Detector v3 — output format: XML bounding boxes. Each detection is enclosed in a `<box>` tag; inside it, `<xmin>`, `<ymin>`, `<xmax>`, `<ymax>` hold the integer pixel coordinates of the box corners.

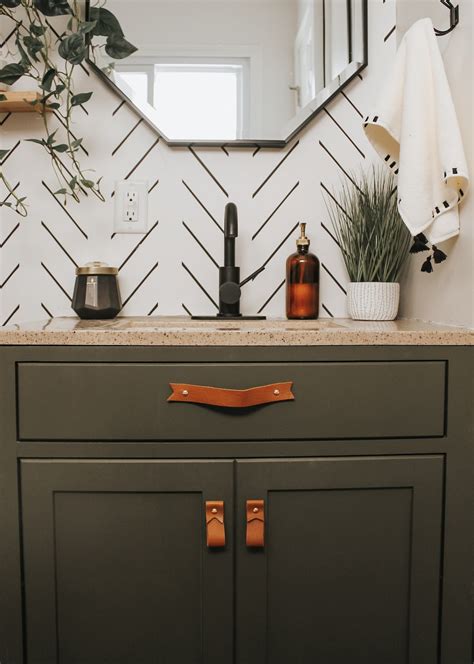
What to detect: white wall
<box><xmin>0</xmin><ymin>1</ymin><xmax>428</xmax><ymax>326</ymax></box>
<box><xmin>397</xmin><ymin>0</ymin><xmax>474</xmax><ymax>328</ymax></box>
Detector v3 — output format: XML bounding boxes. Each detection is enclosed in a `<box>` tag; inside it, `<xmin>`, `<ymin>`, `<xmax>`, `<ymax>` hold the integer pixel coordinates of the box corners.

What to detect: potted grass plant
<box><xmin>325</xmin><ymin>168</ymin><xmax>411</xmax><ymax>321</ymax></box>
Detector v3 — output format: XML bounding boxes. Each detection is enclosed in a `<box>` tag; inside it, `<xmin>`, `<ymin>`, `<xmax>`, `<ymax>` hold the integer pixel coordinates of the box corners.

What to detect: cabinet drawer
<box><xmin>17</xmin><ymin>361</ymin><xmax>446</xmax><ymax>441</ymax></box>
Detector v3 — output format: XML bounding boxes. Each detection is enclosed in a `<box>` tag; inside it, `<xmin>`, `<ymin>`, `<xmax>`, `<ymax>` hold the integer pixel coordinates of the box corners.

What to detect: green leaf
<box><xmin>0</xmin><ymin>0</ymin><xmax>22</xmax><ymax>7</ymax></box>
<box><xmin>78</xmin><ymin>20</ymin><xmax>97</xmax><ymax>35</ymax></box>
<box><xmin>71</xmin><ymin>91</ymin><xmax>92</xmax><ymax>107</ymax></box>
<box><xmin>41</xmin><ymin>68</ymin><xmax>56</xmax><ymax>91</ymax></box>
<box><xmin>105</xmin><ymin>34</ymin><xmax>137</xmax><ymax>60</ymax></box>
<box><xmin>33</xmin><ymin>0</ymin><xmax>71</xmax><ymax>16</ymax></box>
<box><xmin>46</xmin><ymin>102</ymin><xmax>61</xmax><ymax>110</ymax></box>
<box><xmin>0</xmin><ymin>63</ymin><xmax>27</xmax><ymax>86</ymax></box>
<box><xmin>0</xmin><ymin>149</ymin><xmax>10</xmax><ymax>159</ymax></box>
<box><xmin>71</xmin><ymin>138</ymin><xmax>83</xmax><ymax>149</ymax></box>
<box><xmin>30</xmin><ymin>24</ymin><xmax>46</xmax><ymax>37</ymax></box>
<box><xmin>53</xmin><ymin>144</ymin><xmax>69</xmax><ymax>153</ymax></box>
<box><xmin>54</xmin><ymin>84</ymin><xmax>66</xmax><ymax>95</ymax></box>
<box><xmin>69</xmin><ymin>177</ymin><xmax>78</xmax><ymax>190</ymax></box>
<box><xmin>54</xmin><ymin>188</ymin><xmax>68</xmax><ymax>195</ymax></box>
<box><xmin>81</xmin><ymin>179</ymin><xmax>95</xmax><ymax>188</ymax></box>
<box><xmin>0</xmin><ymin>94</ymin><xmax>6</xmax><ymax>103</ymax></box>
<box><xmin>58</xmin><ymin>33</ymin><xmax>86</xmax><ymax>65</ymax></box>
<box><xmin>25</xmin><ymin>138</ymin><xmax>46</xmax><ymax>145</ymax></box>
<box><xmin>89</xmin><ymin>7</ymin><xmax>124</xmax><ymax>38</ymax></box>
<box><xmin>23</xmin><ymin>36</ymin><xmax>43</xmax><ymax>62</ymax></box>
<box><xmin>15</xmin><ymin>35</ymin><xmax>32</xmax><ymax>67</ymax></box>
<box><xmin>46</xmin><ymin>130</ymin><xmax>58</xmax><ymax>146</ymax></box>
<box><xmin>0</xmin><ymin>202</ymin><xmax>13</xmax><ymax>208</ymax></box>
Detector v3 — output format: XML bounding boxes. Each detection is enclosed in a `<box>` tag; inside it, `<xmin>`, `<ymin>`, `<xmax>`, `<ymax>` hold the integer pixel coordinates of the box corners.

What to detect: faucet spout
<box><xmin>224</xmin><ymin>202</ymin><xmax>238</xmax><ymax>267</ymax></box>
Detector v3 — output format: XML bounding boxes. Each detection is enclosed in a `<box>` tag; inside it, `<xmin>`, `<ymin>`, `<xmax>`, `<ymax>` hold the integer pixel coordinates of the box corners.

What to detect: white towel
<box><xmin>363</xmin><ymin>18</ymin><xmax>469</xmax><ymax>245</ymax></box>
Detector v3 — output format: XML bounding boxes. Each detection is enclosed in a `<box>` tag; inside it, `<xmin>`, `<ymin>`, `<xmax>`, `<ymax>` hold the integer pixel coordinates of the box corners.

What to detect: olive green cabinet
<box><xmin>0</xmin><ymin>345</ymin><xmax>471</xmax><ymax>664</ymax></box>
<box><xmin>21</xmin><ymin>456</ymin><xmax>443</xmax><ymax>664</ymax></box>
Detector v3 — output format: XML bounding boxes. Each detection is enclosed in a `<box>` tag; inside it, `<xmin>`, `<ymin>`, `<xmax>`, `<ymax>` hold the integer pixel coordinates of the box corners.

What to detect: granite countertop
<box><xmin>0</xmin><ymin>317</ymin><xmax>472</xmax><ymax>346</ymax></box>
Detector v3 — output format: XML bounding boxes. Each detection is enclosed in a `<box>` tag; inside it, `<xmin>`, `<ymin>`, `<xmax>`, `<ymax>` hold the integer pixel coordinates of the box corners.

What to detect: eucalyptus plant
<box><xmin>325</xmin><ymin>168</ymin><xmax>411</xmax><ymax>283</ymax></box>
<box><xmin>0</xmin><ymin>0</ymin><xmax>136</xmax><ymax>216</ymax></box>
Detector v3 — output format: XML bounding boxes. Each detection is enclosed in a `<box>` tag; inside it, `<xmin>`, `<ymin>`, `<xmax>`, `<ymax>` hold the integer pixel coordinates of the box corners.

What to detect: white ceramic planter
<box><xmin>347</xmin><ymin>282</ymin><xmax>400</xmax><ymax>321</ymax></box>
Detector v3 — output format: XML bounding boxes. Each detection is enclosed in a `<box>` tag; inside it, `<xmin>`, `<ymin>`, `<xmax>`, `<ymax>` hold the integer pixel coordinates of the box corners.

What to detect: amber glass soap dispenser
<box><xmin>286</xmin><ymin>223</ymin><xmax>320</xmax><ymax>319</ymax></box>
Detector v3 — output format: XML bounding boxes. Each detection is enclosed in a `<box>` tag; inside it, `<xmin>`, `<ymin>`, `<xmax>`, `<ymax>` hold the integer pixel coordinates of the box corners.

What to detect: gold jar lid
<box><xmin>76</xmin><ymin>261</ymin><xmax>118</xmax><ymax>276</ymax></box>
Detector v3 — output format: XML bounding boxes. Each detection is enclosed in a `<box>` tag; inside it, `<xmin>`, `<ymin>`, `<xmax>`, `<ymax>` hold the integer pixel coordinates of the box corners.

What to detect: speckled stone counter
<box><xmin>0</xmin><ymin>317</ymin><xmax>471</xmax><ymax>346</ymax></box>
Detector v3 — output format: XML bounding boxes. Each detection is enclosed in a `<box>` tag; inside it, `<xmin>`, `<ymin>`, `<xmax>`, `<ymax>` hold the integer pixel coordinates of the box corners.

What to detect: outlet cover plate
<box><xmin>114</xmin><ymin>180</ymin><xmax>149</xmax><ymax>234</ymax></box>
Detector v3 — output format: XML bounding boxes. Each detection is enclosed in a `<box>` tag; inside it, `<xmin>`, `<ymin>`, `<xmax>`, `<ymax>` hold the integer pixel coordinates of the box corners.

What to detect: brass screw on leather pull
<box><xmin>253</xmin><ymin>507</ymin><xmax>259</xmax><ymax>513</ymax></box>
<box><xmin>212</xmin><ymin>508</ymin><xmax>218</xmax><ymax>514</ymax></box>
<box><xmin>274</xmin><ymin>389</ymin><xmax>280</xmax><ymax>396</ymax></box>
<box><xmin>182</xmin><ymin>389</ymin><xmax>189</xmax><ymax>396</ymax></box>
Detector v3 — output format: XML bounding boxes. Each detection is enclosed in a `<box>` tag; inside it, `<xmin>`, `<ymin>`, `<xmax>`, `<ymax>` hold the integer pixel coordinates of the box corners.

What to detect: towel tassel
<box><xmin>421</xmin><ymin>256</ymin><xmax>434</xmax><ymax>274</ymax></box>
<box><xmin>432</xmin><ymin>245</ymin><xmax>447</xmax><ymax>264</ymax></box>
<box><xmin>410</xmin><ymin>233</ymin><xmax>430</xmax><ymax>253</ymax></box>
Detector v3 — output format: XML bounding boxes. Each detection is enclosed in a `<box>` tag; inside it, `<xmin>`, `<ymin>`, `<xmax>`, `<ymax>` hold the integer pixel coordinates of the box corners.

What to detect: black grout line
<box><xmin>148</xmin><ymin>302</ymin><xmax>159</xmax><ymax>316</ymax></box>
<box><xmin>124</xmin><ymin>138</ymin><xmax>160</xmax><ymax>180</ymax></box>
<box><xmin>188</xmin><ymin>146</ymin><xmax>229</xmax><ymax>198</ymax></box>
<box><xmin>41</xmin><ymin>262</ymin><xmax>72</xmax><ymax>301</ymax></box>
<box><xmin>112</xmin><ymin>100</ymin><xmax>126</xmax><ymax>116</ymax></box>
<box><xmin>221</xmin><ymin>146</ymin><xmax>229</xmax><ymax>156</ymax></box>
<box><xmin>182</xmin><ymin>180</ymin><xmax>223</xmax><ymax>233</ymax></box>
<box><xmin>41</xmin><ymin>303</ymin><xmax>53</xmax><ymax>318</ymax></box>
<box><xmin>1</xmin><ymin>182</ymin><xmax>20</xmax><ymax>206</ymax></box>
<box><xmin>0</xmin><ymin>24</ymin><xmax>20</xmax><ymax>49</ymax></box>
<box><xmin>262</xmin><ymin>222</ymin><xmax>299</xmax><ymax>268</ymax></box>
<box><xmin>253</xmin><ymin>146</ymin><xmax>261</xmax><ymax>157</ymax></box>
<box><xmin>112</xmin><ymin>119</ymin><xmax>143</xmax><ymax>156</ymax></box>
<box><xmin>2</xmin><ymin>304</ymin><xmax>20</xmax><ymax>327</ymax></box>
<box><xmin>118</xmin><ymin>221</ymin><xmax>159</xmax><ymax>271</ymax></box>
<box><xmin>182</xmin><ymin>221</ymin><xmax>220</xmax><ymax>268</ymax></box>
<box><xmin>182</xmin><ymin>262</ymin><xmax>218</xmax><ymax>309</ymax></box>
<box><xmin>252</xmin><ymin>141</ymin><xmax>300</xmax><ymax>198</ymax></box>
<box><xmin>182</xmin><ymin>303</ymin><xmax>193</xmax><ymax>316</ymax></box>
<box><xmin>0</xmin><ymin>263</ymin><xmax>20</xmax><ymax>289</ymax></box>
<box><xmin>323</xmin><ymin>109</ymin><xmax>366</xmax><ymax>158</ymax></box>
<box><xmin>341</xmin><ymin>91</ymin><xmax>364</xmax><ymax>119</ymax></box>
<box><xmin>322</xmin><ymin>304</ymin><xmax>334</xmax><ymax>317</ymax></box>
<box><xmin>320</xmin><ymin>182</ymin><xmax>353</xmax><ymax>220</ymax></box>
<box><xmin>0</xmin><ymin>113</ymin><xmax>12</xmax><ymax>126</ymax></box>
<box><xmin>258</xmin><ymin>279</ymin><xmax>285</xmax><ymax>314</ymax></box>
<box><xmin>252</xmin><ymin>182</ymin><xmax>300</xmax><ymax>241</ymax></box>
<box><xmin>319</xmin><ymin>141</ymin><xmax>363</xmax><ymax>193</ymax></box>
<box><xmin>322</xmin><ymin>262</ymin><xmax>347</xmax><ymax>295</ymax></box>
<box><xmin>148</xmin><ymin>179</ymin><xmax>160</xmax><ymax>194</ymax></box>
<box><xmin>42</xmin><ymin>181</ymin><xmax>88</xmax><ymax>239</ymax></box>
<box><xmin>384</xmin><ymin>25</ymin><xmax>396</xmax><ymax>42</ymax></box>
<box><xmin>0</xmin><ymin>223</ymin><xmax>20</xmax><ymax>248</ymax></box>
<box><xmin>0</xmin><ymin>141</ymin><xmax>20</xmax><ymax>166</ymax></box>
<box><xmin>122</xmin><ymin>262</ymin><xmax>159</xmax><ymax>307</ymax></box>
<box><xmin>321</xmin><ymin>221</ymin><xmax>341</xmax><ymax>248</ymax></box>
<box><xmin>41</xmin><ymin>221</ymin><xmax>78</xmax><ymax>267</ymax></box>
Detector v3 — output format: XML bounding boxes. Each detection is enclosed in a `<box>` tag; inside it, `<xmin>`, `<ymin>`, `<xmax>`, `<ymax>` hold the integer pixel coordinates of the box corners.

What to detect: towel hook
<box><xmin>434</xmin><ymin>0</ymin><xmax>459</xmax><ymax>36</ymax></box>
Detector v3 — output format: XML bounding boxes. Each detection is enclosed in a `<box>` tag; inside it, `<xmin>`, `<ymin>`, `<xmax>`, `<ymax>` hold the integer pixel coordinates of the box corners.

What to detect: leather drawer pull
<box><xmin>168</xmin><ymin>382</ymin><xmax>294</xmax><ymax>408</ymax></box>
<box><xmin>205</xmin><ymin>501</ymin><xmax>226</xmax><ymax>548</ymax></box>
<box><xmin>246</xmin><ymin>499</ymin><xmax>265</xmax><ymax>548</ymax></box>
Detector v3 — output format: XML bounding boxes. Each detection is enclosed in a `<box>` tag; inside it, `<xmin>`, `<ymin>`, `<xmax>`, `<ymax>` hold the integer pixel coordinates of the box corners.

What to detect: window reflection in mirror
<box><xmin>90</xmin><ymin>0</ymin><xmax>366</xmax><ymax>144</ymax></box>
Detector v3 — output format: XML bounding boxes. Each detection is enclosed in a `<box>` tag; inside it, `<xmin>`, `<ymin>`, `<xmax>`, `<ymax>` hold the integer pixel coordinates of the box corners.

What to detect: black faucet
<box><xmin>192</xmin><ymin>202</ymin><xmax>266</xmax><ymax>320</ymax></box>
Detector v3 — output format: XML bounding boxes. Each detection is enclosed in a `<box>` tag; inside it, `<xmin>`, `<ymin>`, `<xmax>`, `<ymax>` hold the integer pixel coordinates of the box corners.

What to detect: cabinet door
<box><xmin>21</xmin><ymin>460</ymin><xmax>233</xmax><ymax>664</ymax></box>
<box><xmin>236</xmin><ymin>456</ymin><xmax>443</xmax><ymax>664</ymax></box>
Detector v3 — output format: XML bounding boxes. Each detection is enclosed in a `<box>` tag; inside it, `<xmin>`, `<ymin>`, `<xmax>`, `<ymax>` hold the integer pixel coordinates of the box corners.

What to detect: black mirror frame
<box><xmin>85</xmin><ymin>0</ymin><xmax>368</xmax><ymax>148</ymax></box>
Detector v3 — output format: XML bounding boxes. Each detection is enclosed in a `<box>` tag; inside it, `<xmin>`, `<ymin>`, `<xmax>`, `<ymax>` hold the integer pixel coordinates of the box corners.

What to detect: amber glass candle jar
<box><xmin>286</xmin><ymin>224</ymin><xmax>320</xmax><ymax>319</ymax></box>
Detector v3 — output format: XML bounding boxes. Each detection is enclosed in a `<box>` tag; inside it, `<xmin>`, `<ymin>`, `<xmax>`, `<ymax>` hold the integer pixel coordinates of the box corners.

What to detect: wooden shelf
<box><xmin>0</xmin><ymin>91</ymin><xmax>51</xmax><ymax>113</ymax></box>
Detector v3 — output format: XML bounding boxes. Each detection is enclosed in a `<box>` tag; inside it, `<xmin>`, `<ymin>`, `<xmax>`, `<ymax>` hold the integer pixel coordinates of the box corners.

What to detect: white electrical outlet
<box><xmin>114</xmin><ymin>181</ymin><xmax>148</xmax><ymax>233</ymax></box>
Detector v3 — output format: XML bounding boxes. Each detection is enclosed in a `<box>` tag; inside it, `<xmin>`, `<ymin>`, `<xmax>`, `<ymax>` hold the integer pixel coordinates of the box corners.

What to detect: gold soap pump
<box><xmin>286</xmin><ymin>223</ymin><xmax>320</xmax><ymax>319</ymax></box>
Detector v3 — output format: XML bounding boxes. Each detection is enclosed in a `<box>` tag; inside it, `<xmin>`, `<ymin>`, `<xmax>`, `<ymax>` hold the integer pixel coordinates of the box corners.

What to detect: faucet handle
<box><xmin>240</xmin><ymin>265</ymin><xmax>266</xmax><ymax>288</ymax></box>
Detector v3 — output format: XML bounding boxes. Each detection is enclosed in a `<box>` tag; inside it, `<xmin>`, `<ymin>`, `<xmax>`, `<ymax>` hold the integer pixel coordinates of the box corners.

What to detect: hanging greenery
<box><xmin>0</xmin><ymin>0</ymin><xmax>136</xmax><ymax>216</ymax></box>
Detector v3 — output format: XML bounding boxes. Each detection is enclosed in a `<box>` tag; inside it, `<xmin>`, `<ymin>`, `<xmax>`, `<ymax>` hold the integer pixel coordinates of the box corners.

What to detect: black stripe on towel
<box><xmin>443</xmin><ymin>200</ymin><xmax>449</xmax><ymax>208</ymax></box>
<box><xmin>435</xmin><ymin>206</ymin><xmax>440</xmax><ymax>214</ymax></box>
<box><xmin>452</xmin><ymin>167</ymin><xmax>458</xmax><ymax>174</ymax></box>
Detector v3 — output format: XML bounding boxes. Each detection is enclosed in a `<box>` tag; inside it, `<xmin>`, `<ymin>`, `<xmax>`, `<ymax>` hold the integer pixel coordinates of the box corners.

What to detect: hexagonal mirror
<box><xmin>87</xmin><ymin>0</ymin><xmax>367</xmax><ymax>147</ymax></box>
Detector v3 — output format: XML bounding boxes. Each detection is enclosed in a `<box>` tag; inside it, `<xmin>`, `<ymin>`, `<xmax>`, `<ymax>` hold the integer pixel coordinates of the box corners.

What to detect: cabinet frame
<box><xmin>0</xmin><ymin>344</ymin><xmax>472</xmax><ymax>664</ymax></box>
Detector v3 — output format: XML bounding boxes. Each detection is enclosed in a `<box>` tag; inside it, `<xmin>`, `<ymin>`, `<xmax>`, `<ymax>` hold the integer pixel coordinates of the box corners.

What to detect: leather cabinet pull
<box><xmin>246</xmin><ymin>499</ymin><xmax>265</xmax><ymax>548</ymax></box>
<box><xmin>205</xmin><ymin>501</ymin><xmax>226</xmax><ymax>548</ymax></box>
<box><xmin>168</xmin><ymin>382</ymin><xmax>294</xmax><ymax>408</ymax></box>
